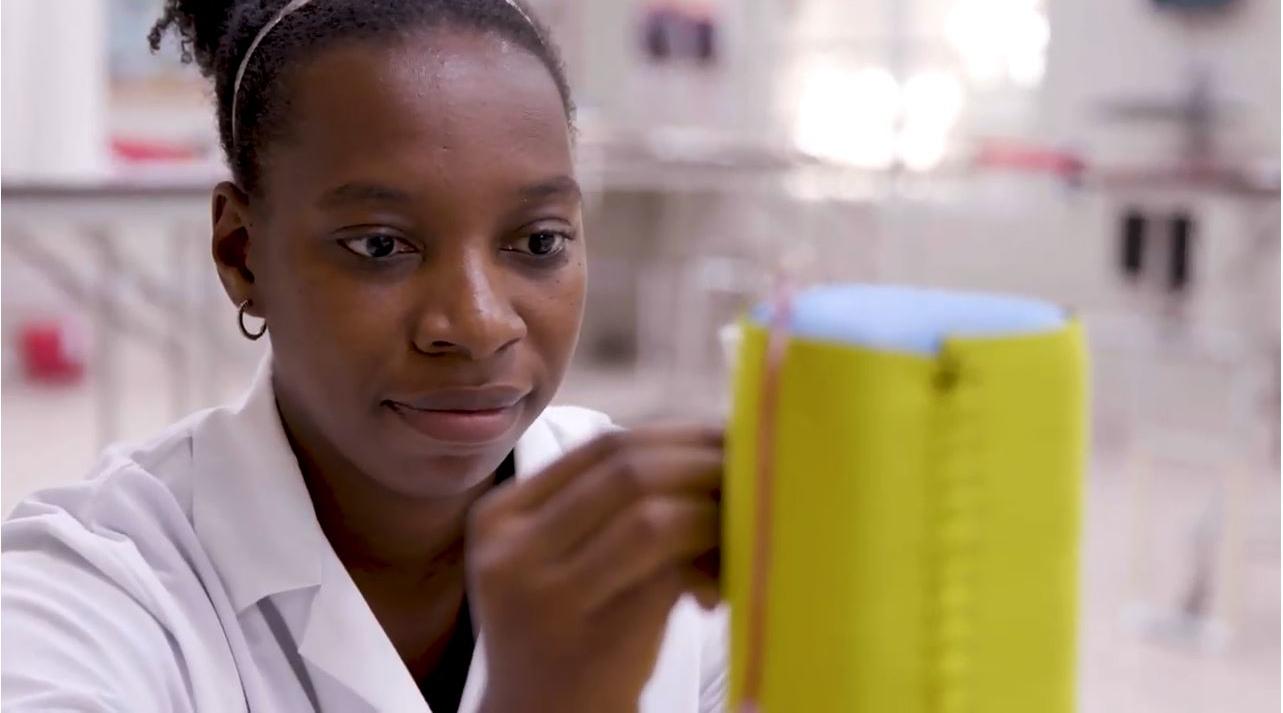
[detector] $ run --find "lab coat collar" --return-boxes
[191,355,574,712]
[191,356,327,614]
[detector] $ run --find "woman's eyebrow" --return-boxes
[519,175,581,202]
[318,182,412,207]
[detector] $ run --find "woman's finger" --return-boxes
[494,425,722,514]
[530,445,722,556]
[560,495,719,613]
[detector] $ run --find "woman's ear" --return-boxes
[211,181,261,315]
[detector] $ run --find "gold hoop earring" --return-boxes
[237,299,267,341]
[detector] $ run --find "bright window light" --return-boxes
[898,126,949,173]
[794,61,901,169]
[946,0,1049,89]
[903,71,964,131]
[793,60,967,172]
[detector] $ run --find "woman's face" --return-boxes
[218,30,584,497]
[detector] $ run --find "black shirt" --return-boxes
[418,451,516,713]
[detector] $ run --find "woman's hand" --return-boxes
[468,425,723,713]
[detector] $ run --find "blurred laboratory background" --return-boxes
[1,0,1279,710]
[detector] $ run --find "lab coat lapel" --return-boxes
[293,416,570,713]
[455,638,489,713]
[193,359,422,712]
[296,551,430,713]
[192,357,327,613]
[198,361,595,713]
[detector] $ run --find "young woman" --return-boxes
[1,1,726,711]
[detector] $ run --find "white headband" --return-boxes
[231,0,535,145]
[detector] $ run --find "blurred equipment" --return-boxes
[639,2,719,65]
[1096,65,1258,189]
[1153,0,1240,12]
[1168,211,1195,293]
[725,284,1087,713]
[1120,208,1148,281]
[1114,207,1198,293]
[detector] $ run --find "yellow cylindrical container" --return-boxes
[726,285,1087,713]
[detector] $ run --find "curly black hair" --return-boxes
[149,0,574,195]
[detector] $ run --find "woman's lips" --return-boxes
[384,386,528,445]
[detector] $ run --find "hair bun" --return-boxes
[148,0,241,77]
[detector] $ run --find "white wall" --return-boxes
[1043,0,1280,163]
[1,0,111,181]
[561,0,789,139]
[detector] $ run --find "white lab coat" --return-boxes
[2,360,728,712]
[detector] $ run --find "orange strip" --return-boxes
[740,282,794,712]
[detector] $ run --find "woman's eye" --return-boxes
[339,234,416,259]
[508,231,569,258]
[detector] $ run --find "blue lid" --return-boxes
[750,284,1066,355]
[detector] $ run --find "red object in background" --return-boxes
[974,140,1087,179]
[19,319,86,384]
[111,137,202,164]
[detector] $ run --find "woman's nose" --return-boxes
[411,256,526,360]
